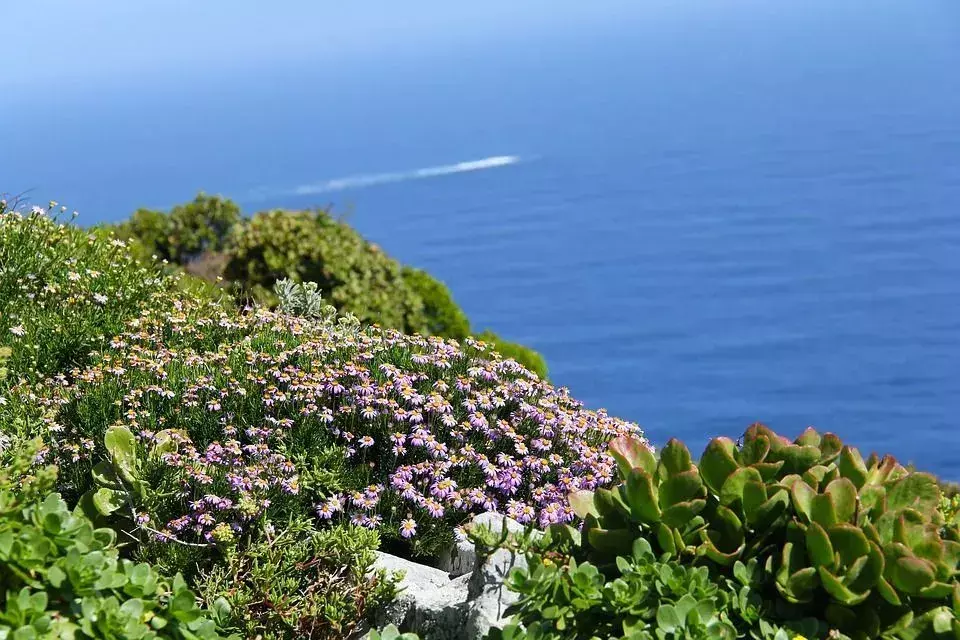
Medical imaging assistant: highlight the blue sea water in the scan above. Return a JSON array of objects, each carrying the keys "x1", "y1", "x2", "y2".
[{"x1": 3, "y1": 0, "x2": 959, "y2": 476}]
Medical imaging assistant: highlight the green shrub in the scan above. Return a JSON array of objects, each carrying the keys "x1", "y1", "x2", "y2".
[
  {"x1": 195, "y1": 519, "x2": 399, "y2": 640},
  {"x1": 401, "y1": 267, "x2": 470, "y2": 340},
  {"x1": 0, "y1": 441, "x2": 230, "y2": 640},
  {"x1": 546, "y1": 424, "x2": 960, "y2": 639},
  {"x1": 114, "y1": 194, "x2": 240, "y2": 265},
  {"x1": 114, "y1": 195, "x2": 549, "y2": 372},
  {"x1": 0, "y1": 202, "x2": 177, "y2": 383},
  {"x1": 223, "y1": 209, "x2": 429, "y2": 333},
  {"x1": 476, "y1": 331, "x2": 548, "y2": 380},
  {"x1": 493, "y1": 536, "x2": 823, "y2": 640}
]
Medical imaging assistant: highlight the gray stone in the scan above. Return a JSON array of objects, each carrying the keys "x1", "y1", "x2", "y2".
[
  {"x1": 370, "y1": 514, "x2": 537, "y2": 639},
  {"x1": 371, "y1": 552, "x2": 469, "y2": 638},
  {"x1": 436, "y1": 527, "x2": 476, "y2": 577},
  {"x1": 437, "y1": 512, "x2": 534, "y2": 578},
  {"x1": 464, "y1": 546, "x2": 528, "y2": 638}
]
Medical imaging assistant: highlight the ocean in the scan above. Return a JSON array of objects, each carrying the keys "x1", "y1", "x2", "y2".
[{"x1": 3, "y1": 0, "x2": 959, "y2": 477}]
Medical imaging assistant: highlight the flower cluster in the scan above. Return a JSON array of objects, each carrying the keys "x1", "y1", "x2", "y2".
[
  {"x1": 13, "y1": 296, "x2": 648, "y2": 545},
  {"x1": 0, "y1": 201, "x2": 177, "y2": 382}
]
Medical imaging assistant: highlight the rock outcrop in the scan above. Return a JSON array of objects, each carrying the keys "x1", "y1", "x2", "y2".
[{"x1": 370, "y1": 513, "x2": 533, "y2": 639}]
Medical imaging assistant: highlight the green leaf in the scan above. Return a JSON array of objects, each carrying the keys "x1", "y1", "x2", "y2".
[
  {"x1": 152, "y1": 429, "x2": 180, "y2": 456},
  {"x1": 790, "y1": 480, "x2": 817, "y2": 522},
  {"x1": 828, "y1": 524, "x2": 870, "y2": 567},
  {"x1": 92, "y1": 488, "x2": 126, "y2": 516},
  {"x1": 656, "y1": 604, "x2": 681, "y2": 632},
  {"x1": 838, "y1": 446, "x2": 868, "y2": 488},
  {"x1": 794, "y1": 427, "x2": 821, "y2": 447},
  {"x1": 661, "y1": 500, "x2": 706, "y2": 529},
  {"x1": 46, "y1": 565, "x2": 67, "y2": 588},
  {"x1": 624, "y1": 469, "x2": 660, "y2": 523},
  {"x1": 699, "y1": 437, "x2": 740, "y2": 493},
  {"x1": 608, "y1": 435, "x2": 657, "y2": 476},
  {"x1": 891, "y1": 556, "x2": 936, "y2": 594},
  {"x1": 659, "y1": 470, "x2": 704, "y2": 509},
  {"x1": 811, "y1": 494, "x2": 838, "y2": 529},
  {"x1": 0, "y1": 530, "x2": 13, "y2": 557},
  {"x1": 886, "y1": 473, "x2": 940, "y2": 516},
  {"x1": 660, "y1": 439, "x2": 693, "y2": 476},
  {"x1": 104, "y1": 425, "x2": 138, "y2": 483},
  {"x1": 719, "y1": 466, "x2": 762, "y2": 507},
  {"x1": 740, "y1": 432, "x2": 771, "y2": 465},
  {"x1": 586, "y1": 527, "x2": 634, "y2": 557},
  {"x1": 819, "y1": 567, "x2": 869, "y2": 605},
  {"x1": 805, "y1": 521, "x2": 835, "y2": 568},
  {"x1": 824, "y1": 478, "x2": 857, "y2": 524},
  {"x1": 91, "y1": 461, "x2": 123, "y2": 490},
  {"x1": 569, "y1": 490, "x2": 599, "y2": 520},
  {"x1": 777, "y1": 444, "x2": 821, "y2": 475}
]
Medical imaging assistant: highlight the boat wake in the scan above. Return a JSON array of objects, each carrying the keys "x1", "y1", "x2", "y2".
[{"x1": 291, "y1": 155, "x2": 521, "y2": 195}]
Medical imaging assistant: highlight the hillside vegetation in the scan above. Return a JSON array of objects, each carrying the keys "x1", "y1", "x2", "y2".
[
  {"x1": 110, "y1": 193, "x2": 546, "y2": 378},
  {"x1": 1, "y1": 197, "x2": 956, "y2": 640}
]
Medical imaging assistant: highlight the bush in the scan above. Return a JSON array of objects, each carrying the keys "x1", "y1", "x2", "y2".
[
  {"x1": 0, "y1": 201, "x2": 177, "y2": 383},
  {"x1": 222, "y1": 208, "x2": 429, "y2": 333},
  {"x1": 493, "y1": 537, "x2": 822, "y2": 640},
  {"x1": 508, "y1": 424, "x2": 960, "y2": 639},
  {"x1": 401, "y1": 267, "x2": 470, "y2": 340},
  {"x1": 195, "y1": 519, "x2": 399, "y2": 640},
  {"x1": 113, "y1": 195, "x2": 550, "y2": 373},
  {"x1": 114, "y1": 194, "x2": 240, "y2": 265},
  {"x1": 4, "y1": 295, "x2": 643, "y2": 560},
  {"x1": 0, "y1": 441, "x2": 230, "y2": 639}
]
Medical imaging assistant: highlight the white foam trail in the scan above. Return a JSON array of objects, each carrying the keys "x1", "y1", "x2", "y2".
[{"x1": 293, "y1": 155, "x2": 521, "y2": 195}]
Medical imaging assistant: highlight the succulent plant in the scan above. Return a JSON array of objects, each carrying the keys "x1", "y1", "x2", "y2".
[{"x1": 568, "y1": 424, "x2": 960, "y2": 638}]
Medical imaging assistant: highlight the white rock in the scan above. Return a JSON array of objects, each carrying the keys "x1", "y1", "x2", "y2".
[
  {"x1": 370, "y1": 514, "x2": 537, "y2": 639},
  {"x1": 371, "y1": 552, "x2": 455, "y2": 630},
  {"x1": 464, "y1": 546, "x2": 528, "y2": 638},
  {"x1": 371, "y1": 552, "x2": 469, "y2": 638},
  {"x1": 436, "y1": 527, "x2": 477, "y2": 577},
  {"x1": 437, "y1": 512, "x2": 533, "y2": 577}
]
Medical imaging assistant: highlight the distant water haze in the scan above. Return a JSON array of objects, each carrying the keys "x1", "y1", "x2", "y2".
[{"x1": 3, "y1": 0, "x2": 959, "y2": 477}]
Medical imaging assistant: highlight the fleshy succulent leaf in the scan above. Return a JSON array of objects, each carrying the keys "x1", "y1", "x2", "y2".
[
  {"x1": 699, "y1": 437, "x2": 740, "y2": 494},
  {"x1": 886, "y1": 472, "x2": 940, "y2": 517},
  {"x1": 838, "y1": 447, "x2": 869, "y2": 489},
  {"x1": 790, "y1": 481, "x2": 817, "y2": 522},
  {"x1": 719, "y1": 466, "x2": 763, "y2": 508},
  {"x1": 825, "y1": 478, "x2": 858, "y2": 524},
  {"x1": 819, "y1": 567, "x2": 869, "y2": 605},
  {"x1": 623, "y1": 469, "x2": 660, "y2": 523},
  {"x1": 660, "y1": 438, "x2": 694, "y2": 476},
  {"x1": 569, "y1": 490, "x2": 599, "y2": 519},
  {"x1": 805, "y1": 521, "x2": 835, "y2": 568},
  {"x1": 608, "y1": 435, "x2": 657, "y2": 476},
  {"x1": 891, "y1": 557, "x2": 936, "y2": 594}
]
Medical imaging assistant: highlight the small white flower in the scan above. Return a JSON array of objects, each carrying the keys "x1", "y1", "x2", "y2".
[
  {"x1": 9, "y1": 325, "x2": 25, "y2": 337},
  {"x1": 93, "y1": 293, "x2": 108, "y2": 304},
  {"x1": 68, "y1": 272, "x2": 81, "y2": 282},
  {"x1": 31, "y1": 205, "x2": 45, "y2": 215}
]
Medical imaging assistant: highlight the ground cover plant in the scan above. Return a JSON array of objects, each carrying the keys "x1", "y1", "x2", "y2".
[
  {"x1": 4, "y1": 291, "x2": 643, "y2": 560},
  {"x1": 495, "y1": 425, "x2": 960, "y2": 639}
]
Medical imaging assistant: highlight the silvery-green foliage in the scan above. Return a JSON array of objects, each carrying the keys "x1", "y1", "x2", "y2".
[{"x1": 274, "y1": 279, "x2": 334, "y2": 320}]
